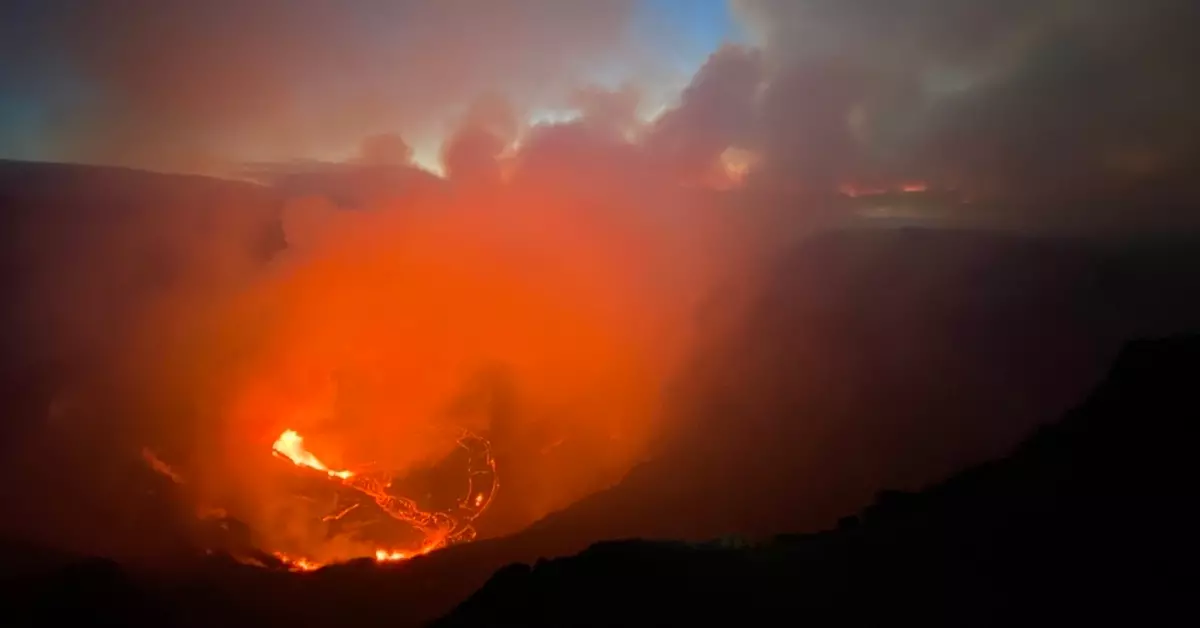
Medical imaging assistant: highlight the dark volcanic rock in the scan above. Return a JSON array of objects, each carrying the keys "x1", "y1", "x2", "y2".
[{"x1": 435, "y1": 336, "x2": 1198, "y2": 627}]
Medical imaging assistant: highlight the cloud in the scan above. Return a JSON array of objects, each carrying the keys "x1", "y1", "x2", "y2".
[
  {"x1": 731, "y1": 0, "x2": 1200, "y2": 215},
  {"x1": 356, "y1": 134, "x2": 414, "y2": 167},
  {"x1": 0, "y1": 0, "x2": 639, "y2": 173},
  {"x1": 644, "y1": 45, "x2": 764, "y2": 184},
  {"x1": 6, "y1": 0, "x2": 1197, "y2": 221}
]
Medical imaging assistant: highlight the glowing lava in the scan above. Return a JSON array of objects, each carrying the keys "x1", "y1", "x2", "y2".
[
  {"x1": 376, "y1": 549, "x2": 409, "y2": 562},
  {"x1": 273, "y1": 545, "x2": 435, "y2": 572},
  {"x1": 273, "y1": 553, "x2": 322, "y2": 572},
  {"x1": 268, "y1": 428, "x2": 497, "y2": 572},
  {"x1": 271, "y1": 430, "x2": 354, "y2": 480},
  {"x1": 142, "y1": 428, "x2": 496, "y2": 572}
]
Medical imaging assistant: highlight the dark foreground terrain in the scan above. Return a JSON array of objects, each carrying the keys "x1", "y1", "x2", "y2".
[
  {"x1": 436, "y1": 335, "x2": 1195, "y2": 626},
  {"x1": 1, "y1": 335, "x2": 1195, "y2": 626}
]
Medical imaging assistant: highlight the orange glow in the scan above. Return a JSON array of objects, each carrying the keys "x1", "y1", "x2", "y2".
[
  {"x1": 199, "y1": 185, "x2": 706, "y2": 551},
  {"x1": 121, "y1": 109, "x2": 736, "y2": 567},
  {"x1": 375, "y1": 549, "x2": 409, "y2": 562},
  {"x1": 272, "y1": 544, "x2": 438, "y2": 572},
  {"x1": 274, "y1": 552, "x2": 323, "y2": 572}
]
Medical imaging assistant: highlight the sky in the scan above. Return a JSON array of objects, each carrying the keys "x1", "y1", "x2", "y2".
[
  {"x1": 430, "y1": 0, "x2": 743, "y2": 172},
  {"x1": 1, "y1": 0, "x2": 1197, "y2": 212},
  {"x1": 635, "y1": 0, "x2": 743, "y2": 77},
  {"x1": 0, "y1": 0, "x2": 743, "y2": 174}
]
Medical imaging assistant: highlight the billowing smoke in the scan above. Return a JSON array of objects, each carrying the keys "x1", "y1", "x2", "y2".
[{"x1": 139, "y1": 115, "x2": 745, "y2": 554}]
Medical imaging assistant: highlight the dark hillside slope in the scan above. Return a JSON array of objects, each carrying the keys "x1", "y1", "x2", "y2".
[
  {"x1": 0, "y1": 160, "x2": 283, "y2": 371},
  {"x1": 509, "y1": 229, "x2": 1200, "y2": 550},
  {"x1": 438, "y1": 335, "x2": 1197, "y2": 627},
  {"x1": 0, "y1": 161, "x2": 284, "y2": 559}
]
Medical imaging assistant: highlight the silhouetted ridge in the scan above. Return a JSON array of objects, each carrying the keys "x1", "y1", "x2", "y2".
[{"x1": 436, "y1": 335, "x2": 1198, "y2": 627}]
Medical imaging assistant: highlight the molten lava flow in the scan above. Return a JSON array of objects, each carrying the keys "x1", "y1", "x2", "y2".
[
  {"x1": 140, "y1": 429, "x2": 496, "y2": 572},
  {"x1": 271, "y1": 430, "x2": 354, "y2": 480},
  {"x1": 269, "y1": 428, "x2": 498, "y2": 571},
  {"x1": 321, "y1": 503, "x2": 360, "y2": 522}
]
